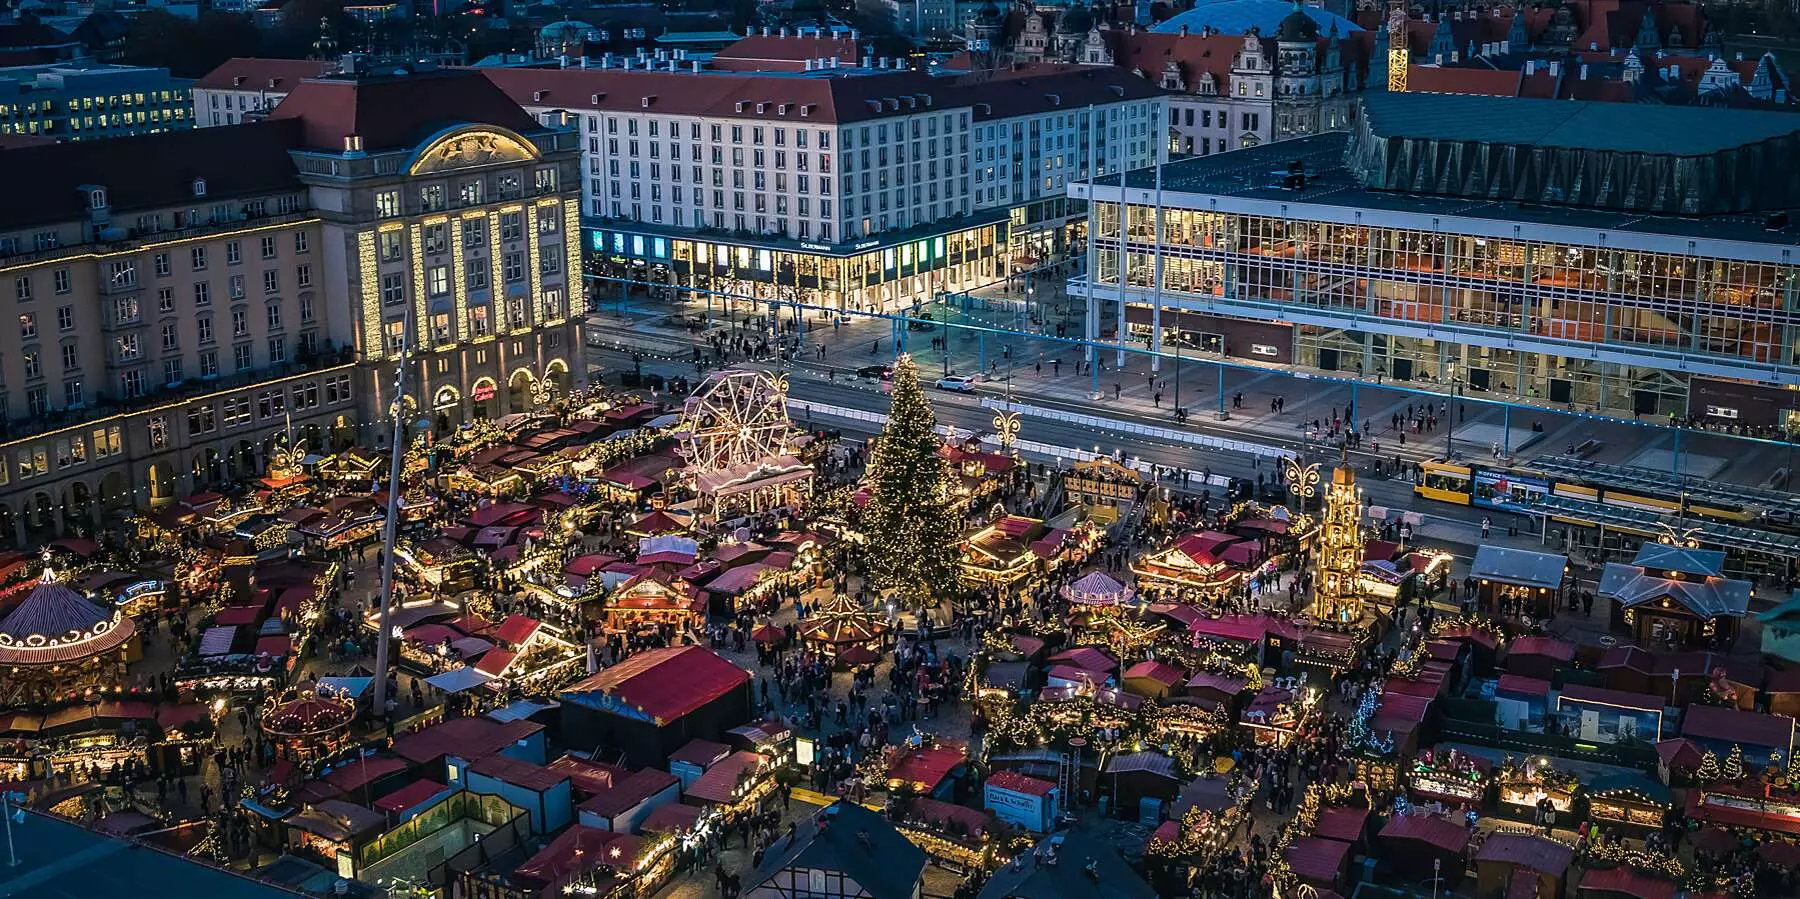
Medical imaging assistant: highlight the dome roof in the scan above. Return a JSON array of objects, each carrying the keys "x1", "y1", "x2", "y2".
[
  {"x1": 262, "y1": 686, "x2": 356, "y2": 739},
  {"x1": 1277, "y1": 1, "x2": 1319, "y2": 41},
  {"x1": 1152, "y1": 0, "x2": 1359, "y2": 38},
  {"x1": 0, "y1": 566, "x2": 134, "y2": 665},
  {"x1": 539, "y1": 18, "x2": 596, "y2": 41}
]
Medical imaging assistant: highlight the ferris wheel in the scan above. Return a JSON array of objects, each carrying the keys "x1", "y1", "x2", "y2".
[{"x1": 677, "y1": 368, "x2": 793, "y2": 473}]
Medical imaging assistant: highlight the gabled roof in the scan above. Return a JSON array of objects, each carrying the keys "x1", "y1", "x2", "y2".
[
  {"x1": 975, "y1": 829, "x2": 1154, "y2": 899},
  {"x1": 1475, "y1": 832, "x2": 1574, "y2": 875},
  {"x1": 1680, "y1": 704, "x2": 1796, "y2": 751},
  {"x1": 712, "y1": 33, "x2": 862, "y2": 72},
  {"x1": 561, "y1": 645, "x2": 749, "y2": 724},
  {"x1": 393, "y1": 715, "x2": 544, "y2": 764},
  {"x1": 752, "y1": 803, "x2": 925, "y2": 899},
  {"x1": 578, "y1": 767, "x2": 679, "y2": 818}
]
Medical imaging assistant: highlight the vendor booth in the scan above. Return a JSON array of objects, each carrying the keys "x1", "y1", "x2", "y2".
[{"x1": 1471, "y1": 546, "x2": 1570, "y2": 620}]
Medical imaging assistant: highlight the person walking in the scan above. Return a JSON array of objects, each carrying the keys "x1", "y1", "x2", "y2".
[{"x1": 1480, "y1": 517, "x2": 1491, "y2": 539}]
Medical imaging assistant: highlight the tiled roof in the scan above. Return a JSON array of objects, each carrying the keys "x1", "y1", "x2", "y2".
[
  {"x1": 269, "y1": 66, "x2": 545, "y2": 151},
  {"x1": 712, "y1": 34, "x2": 863, "y2": 72},
  {"x1": 561, "y1": 645, "x2": 749, "y2": 723},
  {"x1": 193, "y1": 57, "x2": 334, "y2": 92},
  {"x1": 0, "y1": 119, "x2": 303, "y2": 231}
]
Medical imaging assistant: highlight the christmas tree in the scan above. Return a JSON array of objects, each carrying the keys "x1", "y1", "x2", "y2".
[
  {"x1": 1724, "y1": 744, "x2": 1745, "y2": 780},
  {"x1": 1696, "y1": 749, "x2": 1721, "y2": 781},
  {"x1": 860, "y1": 354, "x2": 959, "y2": 610}
]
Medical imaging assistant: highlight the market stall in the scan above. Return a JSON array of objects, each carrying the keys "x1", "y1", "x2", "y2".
[
  {"x1": 1471, "y1": 546, "x2": 1570, "y2": 620},
  {"x1": 1407, "y1": 746, "x2": 1492, "y2": 807},
  {"x1": 1586, "y1": 774, "x2": 1671, "y2": 833},
  {"x1": 1494, "y1": 756, "x2": 1578, "y2": 824}
]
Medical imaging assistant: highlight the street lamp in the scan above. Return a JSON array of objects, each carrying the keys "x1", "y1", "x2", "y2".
[{"x1": 1444, "y1": 360, "x2": 1460, "y2": 459}]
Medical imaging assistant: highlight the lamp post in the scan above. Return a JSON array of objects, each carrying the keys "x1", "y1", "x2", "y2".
[{"x1": 1444, "y1": 360, "x2": 1460, "y2": 459}]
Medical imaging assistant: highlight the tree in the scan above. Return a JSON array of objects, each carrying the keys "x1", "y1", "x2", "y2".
[
  {"x1": 1696, "y1": 749, "x2": 1721, "y2": 782},
  {"x1": 859, "y1": 354, "x2": 958, "y2": 610}
]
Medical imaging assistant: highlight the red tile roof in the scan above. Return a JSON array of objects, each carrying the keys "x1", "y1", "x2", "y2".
[
  {"x1": 683, "y1": 751, "x2": 764, "y2": 804},
  {"x1": 1405, "y1": 65, "x2": 1523, "y2": 97},
  {"x1": 562, "y1": 645, "x2": 749, "y2": 724},
  {"x1": 711, "y1": 34, "x2": 863, "y2": 72},
  {"x1": 270, "y1": 67, "x2": 545, "y2": 151},
  {"x1": 194, "y1": 57, "x2": 335, "y2": 92}
]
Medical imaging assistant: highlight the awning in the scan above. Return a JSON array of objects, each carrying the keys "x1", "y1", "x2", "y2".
[{"x1": 425, "y1": 667, "x2": 496, "y2": 694}]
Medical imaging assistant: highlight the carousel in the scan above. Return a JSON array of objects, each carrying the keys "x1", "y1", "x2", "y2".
[
  {"x1": 0, "y1": 560, "x2": 138, "y2": 706},
  {"x1": 259, "y1": 684, "x2": 356, "y2": 763},
  {"x1": 1063, "y1": 571, "x2": 1136, "y2": 608},
  {"x1": 799, "y1": 595, "x2": 891, "y2": 664}
]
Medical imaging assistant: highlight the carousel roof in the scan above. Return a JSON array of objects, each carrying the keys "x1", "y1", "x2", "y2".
[
  {"x1": 800, "y1": 595, "x2": 890, "y2": 645},
  {"x1": 1063, "y1": 570, "x2": 1133, "y2": 606},
  {"x1": 0, "y1": 565, "x2": 135, "y2": 665},
  {"x1": 261, "y1": 686, "x2": 356, "y2": 739}
]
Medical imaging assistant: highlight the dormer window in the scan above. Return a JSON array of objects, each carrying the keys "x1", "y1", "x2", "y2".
[
  {"x1": 88, "y1": 188, "x2": 107, "y2": 210},
  {"x1": 192, "y1": 178, "x2": 207, "y2": 198}
]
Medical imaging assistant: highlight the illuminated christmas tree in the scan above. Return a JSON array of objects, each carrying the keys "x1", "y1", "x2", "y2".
[
  {"x1": 860, "y1": 354, "x2": 959, "y2": 610},
  {"x1": 1696, "y1": 749, "x2": 1721, "y2": 781},
  {"x1": 1724, "y1": 744, "x2": 1745, "y2": 780}
]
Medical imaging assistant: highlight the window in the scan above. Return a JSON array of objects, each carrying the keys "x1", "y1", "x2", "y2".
[
  {"x1": 259, "y1": 235, "x2": 277, "y2": 259},
  {"x1": 231, "y1": 308, "x2": 247, "y2": 337},
  {"x1": 375, "y1": 190, "x2": 401, "y2": 217},
  {"x1": 292, "y1": 382, "x2": 318, "y2": 410},
  {"x1": 379, "y1": 231, "x2": 403, "y2": 261},
  {"x1": 25, "y1": 387, "x2": 45, "y2": 417},
  {"x1": 294, "y1": 231, "x2": 309, "y2": 254},
  {"x1": 266, "y1": 303, "x2": 282, "y2": 330},
  {"x1": 471, "y1": 304, "x2": 490, "y2": 336},
  {"x1": 466, "y1": 264, "x2": 489, "y2": 292},
  {"x1": 153, "y1": 253, "x2": 170, "y2": 277},
  {"x1": 18, "y1": 312, "x2": 35, "y2": 339},
  {"x1": 191, "y1": 246, "x2": 208, "y2": 271},
  {"x1": 424, "y1": 223, "x2": 447, "y2": 255},
  {"x1": 222, "y1": 396, "x2": 250, "y2": 427},
  {"x1": 262, "y1": 269, "x2": 280, "y2": 295},
  {"x1": 110, "y1": 296, "x2": 134, "y2": 325},
  {"x1": 534, "y1": 166, "x2": 557, "y2": 194},
  {"x1": 384, "y1": 319, "x2": 405, "y2": 353},
  {"x1": 108, "y1": 260, "x2": 136, "y2": 287},
  {"x1": 198, "y1": 349, "x2": 217, "y2": 377},
  {"x1": 381, "y1": 273, "x2": 405, "y2": 305},
  {"x1": 52, "y1": 269, "x2": 68, "y2": 294},
  {"x1": 228, "y1": 274, "x2": 244, "y2": 299},
  {"x1": 296, "y1": 263, "x2": 311, "y2": 288},
  {"x1": 194, "y1": 281, "x2": 211, "y2": 306},
  {"x1": 188, "y1": 404, "x2": 217, "y2": 436},
  {"x1": 431, "y1": 313, "x2": 451, "y2": 343},
  {"x1": 118, "y1": 369, "x2": 145, "y2": 399},
  {"x1": 267, "y1": 335, "x2": 286, "y2": 364},
  {"x1": 498, "y1": 174, "x2": 521, "y2": 198},
  {"x1": 60, "y1": 344, "x2": 77, "y2": 371},
  {"x1": 116, "y1": 332, "x2": 141, "y2": 361},
  {"x1": 459, "y1": 180, "x2": 483, "y2": 206},
  {"x1": 428, "y1": 265, "x2": 450, "y2": 297},
  {"x1": 162, "y1": 358, "x2": 183, "y2": 385},
  {"x1": 420, "y1": 184, "x2": 445, "y2": 212},
  {"x1": 539, "y1": 253, "x2": 562, "y2": 277},
  {"x1": 503, "y1": 252, "x2": 524, "y2": 283},
  {"x1": 225, "y1": 240, "x2": 240, "y2": 265},
  {"x1": 55, "y1": 434, "x2": 85, "y2": 467},
  {"x1": 299, "y1": 296, "x2": 314, "y2": 323},
  {"x1": 462, "y1": 218, "x2": 486, "y2": 250},
  {"x1": 508, "y1": 296, "x2": 527, "y2": 329},
  {"x1": 233, "y1": 343, "x2": 253, "y2": 371},
  {"x1": 197, "y1": 316, "x2": 214, "y2": 344},
  {"x1": 500, "y1": 212, "x2": 522, "y2": 242},
  {"x1": 538, "y1": 210, "x2": 560, "y2": 234},
  {"x1": 326, "y1": 374, "x2": 352, "y2": 404},
  {"x1": 541, "y1": 288, "x2": 563, "y2": 320},
  {"x1": 94, "y1": 425, "x2": 121, "y2": 458},
  {"x1": 157, "y1": 287, "x2": 174, "y2": 313},
  {"x1": 162, "y1": 322, "x2": 179, "y2": 350}
]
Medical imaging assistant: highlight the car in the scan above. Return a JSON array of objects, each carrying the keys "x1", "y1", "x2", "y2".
[
  {"x1": 934, "y1": 375, "x2": 977, "y2": 392},
  {"x1": 906, "y1": 318, "x2": 935, "y2": 331},
  {"x1": 855, "y1": 365, "x2": 893, "y2": 381}
]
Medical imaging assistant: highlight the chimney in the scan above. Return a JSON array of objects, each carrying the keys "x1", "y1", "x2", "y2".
[
  {"x1": 1524, "y1": 59, "x2": 1535, "y2": 75},
  {"x1": 1579, "y1": 64, "x2": 1588, "y2": 80},
  {"x1": 805, "y1": 59, "x2": 814, "y2": 71},
  {"x1": 692, "y1": 61, "x2": 702, "y2": 73},
  {"x1": 831, "y1": 55, "x2": 841, "y2": 67},
  {"x1": 1548, "y1": 60, "x2": 1560, "y2": 76},
  {"x1": 863, "y1": 55, "x2": 873, "y2": 68}
]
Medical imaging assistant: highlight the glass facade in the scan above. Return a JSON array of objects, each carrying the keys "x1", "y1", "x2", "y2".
[
  {"x1": 589, "y1": 223, "x2": 1002, "y2": 314},
  {"x1": 1091, "y1": 204, "x2": 1800, "y2": 420}
]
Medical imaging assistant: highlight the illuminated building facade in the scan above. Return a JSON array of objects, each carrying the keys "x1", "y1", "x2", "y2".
[
  {"x1": 485, "y1": 59, "x2": 1162, "y2": 312},
  {"x1": 0, "y1": 63, "x2": 581, "y2": 543},
  {"x1": 267, "y1": 64, "x2": 585, "y2": 430},
  {"x1": 0, "y1": 62, "x2": 192, "y2": 140},
  {"x1": 1072, "y1": 92, "x2": 1800, "y2": 430}
]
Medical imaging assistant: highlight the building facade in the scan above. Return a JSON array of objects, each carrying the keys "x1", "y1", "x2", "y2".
[
  {"x1": 485, "y1": 56, "x2": 1163, "y2": 313},
  {"x1": 0, "y1": 64, "x2": 581, "y2": 543},
  {"x1": 0, "y1": 62, "x2": 192, "y2": 140},
  {"x1": 190, "y1": 57, "x2": 333, "y2": 127},
  {"x1": 1071, "y1": 92, "x2": 1800, "y2": 432}
]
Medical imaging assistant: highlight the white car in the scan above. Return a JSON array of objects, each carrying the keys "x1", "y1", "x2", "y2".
[{"x1": 934, "y1": 375, "x2": 978, "y2": 392}]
